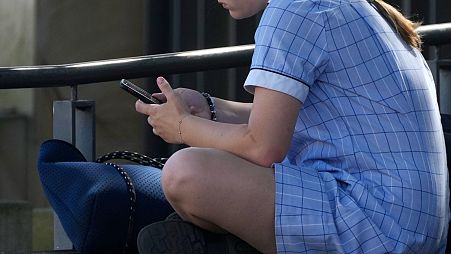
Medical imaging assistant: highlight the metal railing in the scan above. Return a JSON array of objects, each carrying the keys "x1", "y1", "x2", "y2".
[
  {"x1": 0, "y1": 45, "x2": 254, "y2": 90},
  {"x1": 0, "y1": 22, "x2": 450, "y2": 251},
  {"x1": 416, "y1": 23, "x2": 451, "y2": 46},
  {"x1": 0, "y1": 23, "x2": 450, "y2": 90}
]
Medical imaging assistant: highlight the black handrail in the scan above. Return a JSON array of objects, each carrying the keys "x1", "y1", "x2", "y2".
[
  {"x1": 0, "y1": 45, "x2": 254, "y2": 89},
  {"x1": 0, "y1": 23, "x2": 450, "y2": 90},
  {"x1": 417, "y1": 23, "x2": 451, "y2": 46}
]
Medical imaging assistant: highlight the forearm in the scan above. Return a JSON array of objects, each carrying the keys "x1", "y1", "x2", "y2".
[
  {"x1": 181, "y1": 89, "x2": 300, "y2": 167},
  {"x1": 213, "y1": 98, "x2": 252, "y2": 124},
  {"x1": 180, "y1": 115, "x2": 272, "y2": 166}
]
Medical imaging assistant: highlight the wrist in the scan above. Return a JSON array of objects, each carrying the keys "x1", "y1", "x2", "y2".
[
  {"x1": 202, "y1": 92, "x2": 217, "y2": 121},
  {"x1": 178, "y1": 114, "x2": 190, "y2": 144}
]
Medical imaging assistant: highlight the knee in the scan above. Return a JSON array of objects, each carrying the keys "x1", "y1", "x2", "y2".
[{"x1": 161, "y1": 147, "x2": 205, "y2": 204}]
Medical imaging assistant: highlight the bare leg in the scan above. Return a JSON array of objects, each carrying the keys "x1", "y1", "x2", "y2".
[{"x1": 161, "y1": 147, "x2": 276, "y2": 254}]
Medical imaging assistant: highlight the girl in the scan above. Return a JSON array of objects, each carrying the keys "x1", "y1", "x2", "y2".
[{"x1": 135, "y1": 0, "x2": 449, "y2": 253}]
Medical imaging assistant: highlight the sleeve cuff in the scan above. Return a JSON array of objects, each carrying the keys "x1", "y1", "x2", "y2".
[{"x1": 244, "y1": 69, "x2": 310, "y2": 103}]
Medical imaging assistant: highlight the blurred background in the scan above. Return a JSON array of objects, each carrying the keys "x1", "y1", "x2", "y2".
[{"x1": 0, "y1": 0, "x2": 449, "y2": 252}]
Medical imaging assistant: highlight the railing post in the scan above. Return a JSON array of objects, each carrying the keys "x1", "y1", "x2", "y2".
[{"x1": 52, "y1": 98, "x2": 95, "y2": 250}]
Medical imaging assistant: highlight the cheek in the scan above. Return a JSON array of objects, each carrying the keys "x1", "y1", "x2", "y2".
[{"x1": 226, "y1": 0, "x2": 266, "y2": 19}]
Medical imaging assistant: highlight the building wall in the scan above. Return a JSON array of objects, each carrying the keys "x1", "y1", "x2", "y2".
[{"x1": 0, "y1": 0, "x2": 35, "y2": 202}]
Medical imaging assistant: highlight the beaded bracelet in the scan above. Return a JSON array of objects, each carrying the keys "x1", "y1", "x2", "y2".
[{"x1": 202, "y1": 92, "x2": 217, "y2": 121}]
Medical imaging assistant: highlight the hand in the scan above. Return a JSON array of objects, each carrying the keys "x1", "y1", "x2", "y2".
[
  {"x1": 152, "y1": 88, "x2": 211, "y2": 120},
  {"x1": 135, "y1": 77, "x2": 191, "y2": 144}
]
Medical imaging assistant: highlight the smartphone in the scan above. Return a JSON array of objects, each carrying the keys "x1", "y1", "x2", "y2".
[{"x1": 120, "y1": 79, "x2": 162, "y2": 104}]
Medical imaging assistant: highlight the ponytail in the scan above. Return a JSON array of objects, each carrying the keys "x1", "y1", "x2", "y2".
[{"x1": 369, "y1": 0, "x2": 422, "y2": 49}]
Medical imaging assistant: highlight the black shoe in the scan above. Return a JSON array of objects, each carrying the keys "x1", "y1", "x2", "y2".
[
  {"x1": 137, "y1": 220, "x2": 261, "y2": 254},
  {"x1": 165, "y1": 212, "x2": 184, "y2": 221}
]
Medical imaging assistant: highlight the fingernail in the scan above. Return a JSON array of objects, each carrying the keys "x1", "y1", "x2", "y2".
[{"x1": 157, "y1": 77, "x2": 165, "y2": 86}]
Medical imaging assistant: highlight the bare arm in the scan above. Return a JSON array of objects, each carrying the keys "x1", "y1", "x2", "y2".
[
  {"x1": 181, "y1": 88, "x2": 300, "y2": 167},
  {"x1": 136, "y1": 77, "x2": 301, "y2": 167},
  {"x1": 213, "y1": 98, "x2": 252, "y2": 124}
]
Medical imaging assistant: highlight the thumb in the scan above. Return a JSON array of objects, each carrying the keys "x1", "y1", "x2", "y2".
[{"x1": 156, "y1": 77, "x2": 174, "y2": 98}]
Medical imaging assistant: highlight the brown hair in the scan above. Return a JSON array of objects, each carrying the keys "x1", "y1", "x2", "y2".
[{"x1": 370, "y1": 0, "x2": 422, "y2": 49}]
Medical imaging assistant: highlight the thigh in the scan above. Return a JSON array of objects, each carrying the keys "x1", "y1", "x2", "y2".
[{"x1": 162, "y1": 147, "x2": 276, "y2": 253}]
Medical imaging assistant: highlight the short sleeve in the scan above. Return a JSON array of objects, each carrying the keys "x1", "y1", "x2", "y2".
[{"x1": 244, "y1": 1, "x2": 329, "y2": 103}]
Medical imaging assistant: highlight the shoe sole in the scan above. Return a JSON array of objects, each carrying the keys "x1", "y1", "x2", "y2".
[{"x1": 137, "y1": 220, "x2": 207, "y2": 254}]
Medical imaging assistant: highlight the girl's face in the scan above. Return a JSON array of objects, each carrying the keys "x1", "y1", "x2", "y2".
[{"x1": 218, "y1": 0, "x2": 268, "y2": 19}]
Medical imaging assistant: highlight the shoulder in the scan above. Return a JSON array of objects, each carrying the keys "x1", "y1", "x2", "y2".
[
  {"x1": 262, "y1": 0, "x2": 373, "y2": 27},
  {"x1": 266, "y1": 0, "x2": 342, "y2": 10},
  {"x1": 258, "y1": 0, "x2": 348, "y2": 36},
  {"x1": 263, "y1": 0, "x2": 345, "y2": 17}
]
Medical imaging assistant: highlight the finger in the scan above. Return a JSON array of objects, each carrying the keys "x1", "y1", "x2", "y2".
[
  {"x1": 151, "y1": 92, "x2": 167, "y2": 103},
  {"x1": 135, "y1": 100, "x2": 147, "y2": 114},
  {"x1": 156, "y1": 77, "x2": 174, "y2": 99},
  {"x1": 135, "y1": 100, "x2": 157, "y2": 116}
]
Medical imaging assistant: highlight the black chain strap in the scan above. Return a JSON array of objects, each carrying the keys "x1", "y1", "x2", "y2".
[
  {"x1": 96, "y1": 151, "x2": 167, "y2": 169},
  {"x1": 95, "y1": 151, "x2": 167, "y2": 253}
]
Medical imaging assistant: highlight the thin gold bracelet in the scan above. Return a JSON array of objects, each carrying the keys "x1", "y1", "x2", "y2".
[{"x1": 178, "y1": 115, "x2": 189, "y2": 144}]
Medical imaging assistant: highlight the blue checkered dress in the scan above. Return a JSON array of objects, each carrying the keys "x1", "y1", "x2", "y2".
[{"x1": 244, "y1": 0, "x2": 449, "y2": 253}]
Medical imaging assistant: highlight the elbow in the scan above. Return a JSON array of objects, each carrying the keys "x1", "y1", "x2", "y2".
[
  {"x1": 240, "y1": 126, "x2": 289, "y2": 167},
  {"x1": 250, "y1": 145, "x2": 287, "y2": 168}
]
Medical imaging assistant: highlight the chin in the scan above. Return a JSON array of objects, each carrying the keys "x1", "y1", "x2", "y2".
[{"x1": 229, "y1": 11, "x2": 254, "y2": 20}]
